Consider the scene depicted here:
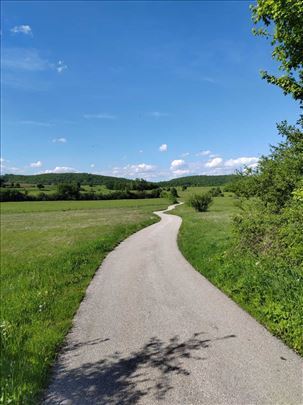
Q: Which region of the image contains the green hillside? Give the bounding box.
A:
[159,174,236,187]
[1,173,236,188]
[1,173,132,189]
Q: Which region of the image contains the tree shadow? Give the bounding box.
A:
[45,332,236,404]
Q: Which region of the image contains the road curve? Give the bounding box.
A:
[44,204,302,405]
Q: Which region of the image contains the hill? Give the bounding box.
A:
[1,173,236,189]
[159,174,236,187]
[1,173,133,189]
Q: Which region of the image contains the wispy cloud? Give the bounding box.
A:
[159,143,168,152]
[2,48,49,72]
[0,158,23,174]
[84,113,117,120]
[196,150,211,157]
[180,152,190,157]
[52,137,67,143]
[30,160,42,168]
[19,120,53,127]
[90,163,95,168]
[10,25,32,36]
[146,112,170,119]
[2,48,68,75]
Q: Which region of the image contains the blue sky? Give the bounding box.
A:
[1,0,299,180]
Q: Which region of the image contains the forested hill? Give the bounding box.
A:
[159,174,236,187]
[1,173,133,189]
[2,173,236,188]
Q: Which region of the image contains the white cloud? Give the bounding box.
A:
[30,160,42,168]
[170,159,186,170]
[90,163,95,168]
[159,143,168,152]
[205,157,223,168]
[196,150,211,157]
[0,159,23,173]
[56,60,68,73]
[170,159,191,176]
[108,162,157,179]
[224,157,259,168]
[130,163,155,173]
[10,25,32,35]
[180,152,190,157]
[44,166,77,174]
[52,137,67,143]
[146,111,170,119]
[84,113,117,120]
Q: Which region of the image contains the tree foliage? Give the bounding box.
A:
[159,175,236,187]
[251,0,303,102]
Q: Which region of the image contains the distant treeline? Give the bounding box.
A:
[1,173,236,189]
[159,175,236,187]
[1,173,134,189]
[0,173,160,191]
[0,184,162,202]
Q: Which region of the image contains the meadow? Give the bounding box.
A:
[172,190,303,356]
[0,197,169,404]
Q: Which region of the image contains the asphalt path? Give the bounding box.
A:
[44,204,302,404]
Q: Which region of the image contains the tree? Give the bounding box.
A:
[170,187,179,198]
[56,183,80,199]
[37,183,44,189]
[251,0,303,102]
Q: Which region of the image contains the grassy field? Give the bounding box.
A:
[173,191,303,355]
[0,198,169,404]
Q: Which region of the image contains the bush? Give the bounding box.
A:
[188,193,213,212]
[209,187,223,197]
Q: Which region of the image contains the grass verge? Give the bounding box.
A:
[0,198,169,404]
[173,195,303,356]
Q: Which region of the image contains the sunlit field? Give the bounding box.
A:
[0,198,169,403]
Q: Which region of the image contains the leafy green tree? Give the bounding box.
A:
[251,0,303,102]
[170,187,179,198]
[37,183,44,189]
[56,183,80,200]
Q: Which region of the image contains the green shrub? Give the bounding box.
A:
[209,186,223,197]
[188,193,213,212]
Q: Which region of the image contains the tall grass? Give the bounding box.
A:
[173,195,303,355]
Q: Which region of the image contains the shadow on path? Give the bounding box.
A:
[45,332,236,404]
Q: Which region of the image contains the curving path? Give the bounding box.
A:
[44,204,302,404]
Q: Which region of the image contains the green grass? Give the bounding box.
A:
[173,195,303,355]
[0,198,169,404]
